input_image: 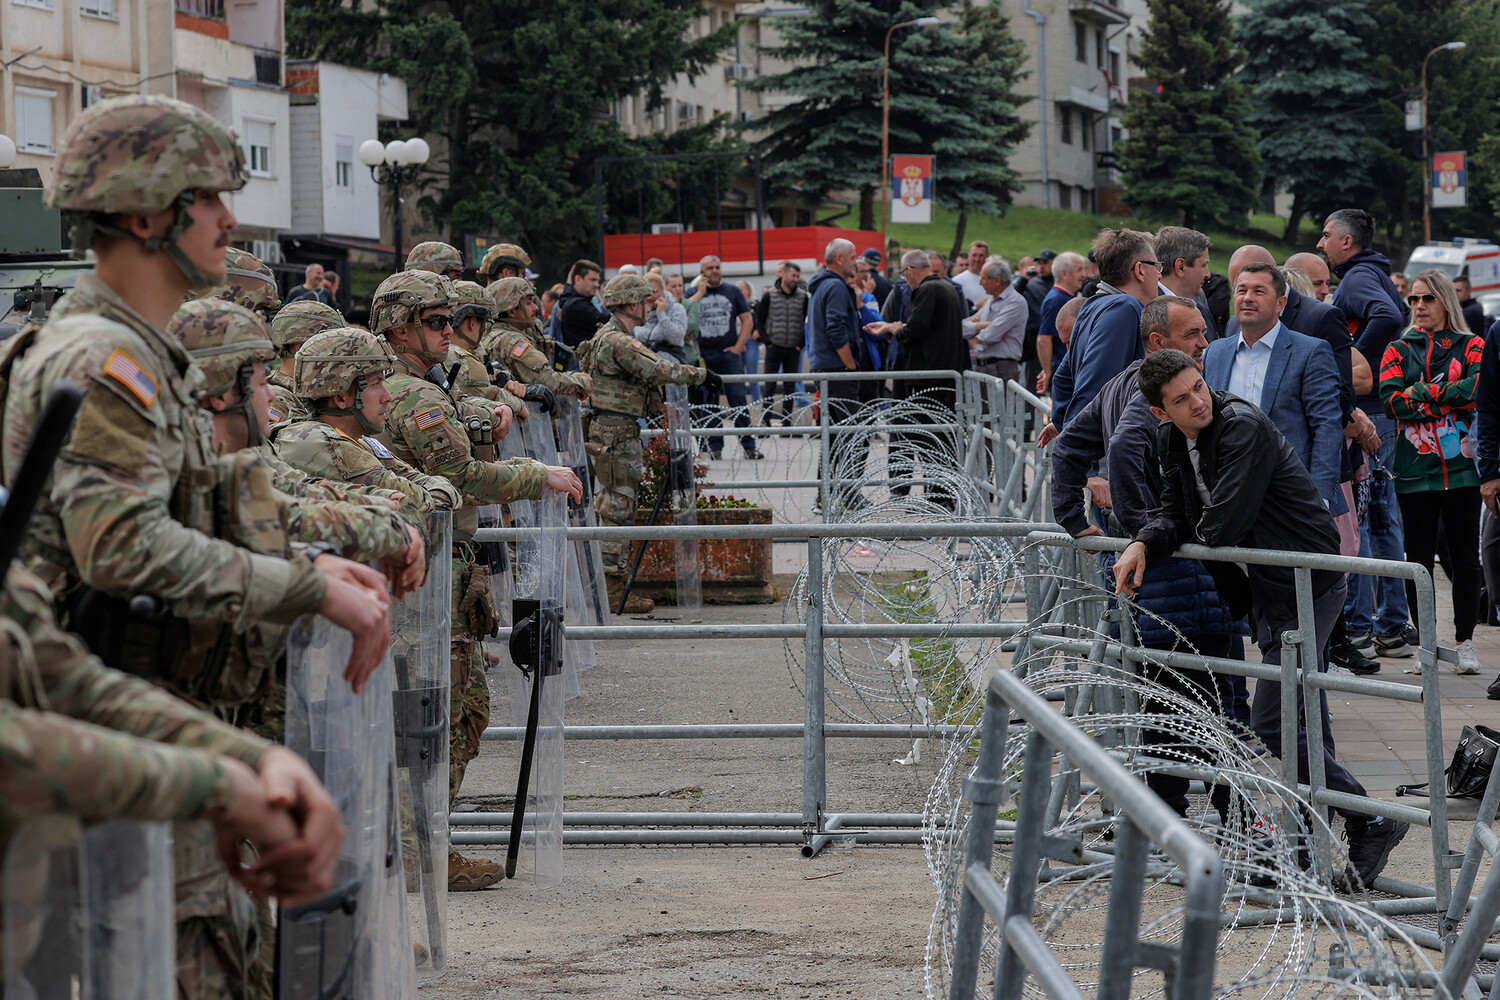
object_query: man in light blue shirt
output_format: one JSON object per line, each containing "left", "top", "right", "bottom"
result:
{"left": 1225, "top": 318, "right": 1279, "bottom": 404}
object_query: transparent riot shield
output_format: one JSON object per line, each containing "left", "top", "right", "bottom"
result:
{"left": 506, "top": 490, "right": 567, "bottom": 889}
{"left": 664, "top": 384, "right": 703, "bottom": 609}
{"left": 3, "top": 816, "right": 173, "bottom": 1000}
{"left": 392, "top": 511, "right": 451, "bottom": 981}
{"left": 554, "top": 397, "right": 611, "bottom": 629}
{"left": 477, "top": 504, "right": 512, "bottom": 631}
{"left": 280, "top": 616, "right": 415, "bottom": 1000}
{"left": 517, "top": 404, "right": 590, "bottom": 687}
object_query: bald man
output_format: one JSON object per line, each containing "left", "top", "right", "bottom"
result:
{"left": 1285, "top": 252, "right": 1333, "bottom": 301}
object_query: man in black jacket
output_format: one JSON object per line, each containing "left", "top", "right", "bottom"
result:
{"left": 555, "top": 259, "right": 611, "bottom": 348}
{"left": 754, "top": 261, "right": 810, "bottom": 426}
{"left": 1114, "top": 350, "right": 1409, "bottom": 889}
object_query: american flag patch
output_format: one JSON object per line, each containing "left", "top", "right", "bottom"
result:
{"left": 103, "top": 349, "right": 158, "bottom": 407}
{"left": 267, "top": 405, "right": 285, "bottom": 423}
{"left": 512, "top": 340, "right": 529, "bottom": 358}
{"left": 414, "top": 407, "right": 445, "bottom": 430}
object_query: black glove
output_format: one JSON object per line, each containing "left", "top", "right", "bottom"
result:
{"left": 523, "top": 383, "right": 556, "bottom": 414}
{"left": 702, "top": 369, "right": 723, "bottom": 394}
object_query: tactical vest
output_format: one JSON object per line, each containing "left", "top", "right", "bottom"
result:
{"left": 579, "top": 323, "right": 660, "bottom": 419}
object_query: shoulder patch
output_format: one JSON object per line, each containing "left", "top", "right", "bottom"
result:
{"left": 631, "top": 339, "right": 644, "bottom": 349}
{"left": 363, "top": 435, "right": 395, "bottom": 459}
{"left": 267, "top": 405, "right": 285, "bottom": 423}
{"left": 414, "top": 407, "right": 446, "bottom": 430}
{"left": 512, "top": 340, "right": 530, "bottom": 358}
{"left": 102, "top": 349, "right": 159, "bottom": 408}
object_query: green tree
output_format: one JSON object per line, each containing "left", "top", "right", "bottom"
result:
{"left": 287, "top": 1, "right": 740, "bottom": 279}
{"left": 743, "top": 0, "right": 1030, "bottom": 239}
{"left": 1116, "top": 0, "right": 1261, "bottom": 230}
{"left": 1239, "top": 0, "right": 1383, "bottom": 244}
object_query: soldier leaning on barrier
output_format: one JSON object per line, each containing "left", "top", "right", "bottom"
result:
{"left": 579, "top": 274, "right": 717, "bottom": 613}
{"left": 0, "top": 94, "right": 393, "bottom": 999}
{"left": 484, "top": 276, "right": 594, "bottom": 400}
{"left": 371, "top": 267, "right": 583, "bottom": 890}
{"left": 267, "top": 298, "right": 344, "bottom": 426}
{"left": 448, "top": 277, "right": 532, "bottom": 406}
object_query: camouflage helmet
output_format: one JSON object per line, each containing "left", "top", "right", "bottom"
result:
{"left": 602, "top": 273, "right": 653, "bottom": 309}
{"left": 489, "top": 276, "right": 536, "bottom": 315}
{"left": 192, "top": 247, "right": 282, "bottom": 317}
{"left": 478, "top": 242, "right": 531, "bottom": 281}
{"left": 271, "top": 299, "right": 344, "bottom": 353}
{"left": 449, "top": 280, "right": 494, "bottom": 328}
{"left": 168, "top": 299, "right": 275, "bottom": 445}
{"left": 45, "top": 94, "right": 246, "bottom": 216}
{"left": 406, "top": 241, "right": 464, "bottom": 275}
{"left": 370, "top": 269, "right": 454, "bottom": 336}
{"left": 293, "top": 327, "right": 392, "bottom": 434}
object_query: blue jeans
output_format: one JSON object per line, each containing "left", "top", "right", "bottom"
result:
{"left": 744, "top": 339, "right": 763, "bottom": 403}
{"left": 1345, "top": 410, "right": 1410, "bottom": 637}
{"left": 701, "top": 348, "right": 755, "bottom": 455}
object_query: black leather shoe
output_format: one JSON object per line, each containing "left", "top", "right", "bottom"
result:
{"left": 1340, "top": 817, "right": 1410, "bottom": 889}
{"left": 1331, "top": 640, "right": 1380, "bottom": 676}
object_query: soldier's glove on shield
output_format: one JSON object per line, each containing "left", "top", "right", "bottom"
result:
{"left": 702, "top": 369, "right": 723, "bottom": 394}
{"left": 522, "top": 384, "right": 556, "bottom": 414}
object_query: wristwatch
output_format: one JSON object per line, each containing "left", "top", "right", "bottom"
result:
{"left": 302, "top": 542, "right": 341, "bottom": 564}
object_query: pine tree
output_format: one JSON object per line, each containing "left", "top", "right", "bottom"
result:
{"left": 1239, "top": 0, "right": 1382, "bottom": 243}
{"left": 743, "top": 0, "right": 1030, "bottom": 234}
{"left": 287, "top": 1, "right": 739, "bottom": 278}
{"left": 1116, "top": 0, "right": 1261, "bottom": 230}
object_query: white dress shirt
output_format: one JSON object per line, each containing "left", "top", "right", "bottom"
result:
{"left": 1226, "top": 321, "right": 1282, "bottom": 406}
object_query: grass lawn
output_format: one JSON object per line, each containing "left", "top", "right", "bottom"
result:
{"left": 875, "top": 204, "right": 1323, "bottom": 271}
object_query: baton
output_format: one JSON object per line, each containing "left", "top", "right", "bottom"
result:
{"left": 615, "top": 467, "right": 671, "bottom": 615}
{"left": 0, "top": 383, "right": 83, "bottom": 572}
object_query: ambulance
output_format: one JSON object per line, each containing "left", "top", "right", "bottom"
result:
{"left": 1403, "top": 237, "right": 1500, "bottom": 293}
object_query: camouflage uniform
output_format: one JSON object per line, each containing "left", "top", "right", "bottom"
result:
{"left": 193, "top": 246, "right": 283, "bottom": 319}
{"left": 372, "top": 270, "right": 548, "bottom": 823}
{"left": 579, "top": 275, "right": 707, "bottom": 572}
{"left": 476, "top": 242, "right": 531, "bottom": 284}
{"left": 267, "top": 299, "right": 343, "bottom": 426}
{"left": 482, "top": 277, "right": 592, "bottom": 398}
{"left": 0, "top": 95, "right": 334, "bottom": 1000}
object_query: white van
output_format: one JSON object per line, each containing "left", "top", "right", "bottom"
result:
{"left": 1403, "top": 238, "right": 1500, "bottom": 293}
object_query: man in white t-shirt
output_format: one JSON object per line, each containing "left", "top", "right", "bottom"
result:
{"left": 952, "top": 239, "right": 988, "bottom": 308}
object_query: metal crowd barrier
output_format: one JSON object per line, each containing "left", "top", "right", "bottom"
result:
{"left": 461, "top": 519, "right": 1056, "bottom": 855}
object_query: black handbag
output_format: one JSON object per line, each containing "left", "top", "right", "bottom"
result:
{"left": 1396, "top": 724, "right": 1500, "bottom": 799}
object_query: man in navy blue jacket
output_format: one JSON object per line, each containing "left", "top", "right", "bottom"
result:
{"left": 1475, "top": 330, "right": 1500, "bottom": 698}
{"left": 1318, "top": 209, "right": 1412, "bottom": 658}
{"left": 807, "top": 237, "right": 866, "bottom": 509}
{"left": 1041, "top": 229, "right": 1160, "bottom": 444}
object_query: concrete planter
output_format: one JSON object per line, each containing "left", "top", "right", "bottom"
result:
{"left": 629, "top": 506, "right": 775, "bottom": 604}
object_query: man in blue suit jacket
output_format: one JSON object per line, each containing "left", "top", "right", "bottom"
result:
{"left": 1203, "top": 262, "right": 1346, "bottom": 517}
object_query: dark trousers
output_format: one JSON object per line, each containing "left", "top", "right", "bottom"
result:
{"left": 889, "top": 383, "right": 956, "bottom": 505}
{"left": 701, "top": 348, "right": 755, "bottom": 455}
{"left": 1397, "top": 486, "right": 1481, "bottom": 643}
{"left": 814, "top": 373, "right": 867, "bottom": 506}
{"left": 1250, "top": 581, "right": 1369, "bottom": 820}
{"left": 1143, "top": 633, "right": 1236, "bottom": 821}
{"left": 763, "top": 345, "right": 802, "bottom": 420}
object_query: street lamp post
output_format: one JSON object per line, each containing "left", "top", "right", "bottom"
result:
{"left": 359, "top": 136, "right": 431, "bottom": 272}
{"left": 880, "top": 16, "right": 940, "bottom": 268}
{"left": 1421, "top": 40, "right": 1466, "bottom": 244}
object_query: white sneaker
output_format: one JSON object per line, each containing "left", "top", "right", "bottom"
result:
{"left": 1455, "top": 640, "right": 1482, "bottom": 675}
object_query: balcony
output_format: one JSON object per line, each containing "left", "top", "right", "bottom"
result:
{"left": 1069, "top": 0, "right": 1128, "bottom": 26}
{"left": 254, "top": 48, "right": 281, "bottom": 87}
{"left": 175, "top": 0, "right": 224, "bottom": 18}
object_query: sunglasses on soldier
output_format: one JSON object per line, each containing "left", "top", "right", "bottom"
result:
{"left": 418, "top": 315, "right": 453, "bottom": 331}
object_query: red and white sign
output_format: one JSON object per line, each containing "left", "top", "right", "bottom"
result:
{"left": 890, "top": 155, "right": 933, "bottom": 224}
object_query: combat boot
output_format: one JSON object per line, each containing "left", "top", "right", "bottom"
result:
{"left": 606, "top": 575, "right": 655, "bottom": 614}
{"left": 448, "top": 852, "right": 503, "bottom": 890}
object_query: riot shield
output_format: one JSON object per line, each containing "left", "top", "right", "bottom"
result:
{"left": 554, "top": 397, "right": 611, "bottom": 630}
{"left": 507, "top": 490, "right": 567, "bottom": 888}
{"left": 3, "top": 816, "right": 173, "bottom": 1000}
{"left": 664, "top": 384, "right": 702, "bottom": 609}
{"left": 280, "top": 615, "right": 415, "bottom": 1000}
{"left": 392, "top": 511, "right": 451, "bottom": 981}
{"left": 477, "top": 504, "right": 512, "bottom": 631}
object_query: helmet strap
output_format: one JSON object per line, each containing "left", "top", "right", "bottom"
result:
{"left": 315, "top": 374, "right": 381, "bottom": 434}
{"left": 92, "top": 191, "right": 221, "bottom": 292}
{"left": 231, "top": 362, "right": 265, "bottom": 447}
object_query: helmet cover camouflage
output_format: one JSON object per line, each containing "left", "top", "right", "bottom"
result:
{"left": 293, "top": 327, "right": 393, "bottom": 400}
{"left": 370, "top": 269, "right": 454, "bottom": 336}
{"left": 449, "top": 280, "right": 494, "bottom": 328}
{"left": 271, "top": 299, "right": 344, "bottom": 353}
{"left": 489, "top": 276, "right": 536, "bottom": 315}
{"left": 478, "top": 242, "right": 531, "bottom": 281}
{"left": 170, "top": 299, "right": 275, "bottom": 397}
{"left": 602, "top": 273, "right": 653, "bottom": 309}
{"left": 405, "top": 241, "right": 464, "bottom": 274}
{"left": 46, "top": 94, "right": 246, "bottom": 215}
{"left": 191, "top": 247, "right": 283, "bottom": 316}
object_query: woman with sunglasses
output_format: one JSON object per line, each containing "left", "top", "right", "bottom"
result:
{"left": 1378, "top": 268, "right": 1486, "bottom": 674}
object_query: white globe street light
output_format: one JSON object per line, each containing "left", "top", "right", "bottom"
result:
{"left": 360, "top": 136, "right": 433, "bottom": 270}
{"left": 0, "top": 134, "right": 16, "bottom": 169}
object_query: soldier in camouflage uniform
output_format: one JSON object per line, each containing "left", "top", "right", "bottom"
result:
{"left": 194, "top": 246, "right": 283, "bottom": 320}
{"left": 447, "top": 279, "right": 529, "bottom": 406}
{"left": 483, "top": 276, "right": 593, "bottom": 399}
{"left": 580, "top": 274, "right": 717, "bottom": 612}
{"left": 0, "top": 94, "right": 391, "bottom": 1000}
{"left": 477, "top": 242, "right": 531, "bottom": 284}
{"left": 372, "top": 267, "right": 583, "bottom": 890}
{"left": 267, "top": 299, "right": 343, "bottom": 426}
{"left": 407, "top": 240, "right": 466, "bottom": 280}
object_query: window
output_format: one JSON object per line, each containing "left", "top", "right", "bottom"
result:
{"left": 14, "top": 87, "right": 55, "bottom": 153}
{"left": 81, "top": 0, "right": 115, "bottom": 17}
{"left": 1096, "top": 29, "right": 1106, "bottom": 69}
{"left": 335, "top": 137, "right": 353, "bottom": 189}
{"left": 1058, "top": 184, "right": 1072, "bottom": 212}
{"left": 1059, "top": 107, "right": 1072, "bottom": 145}
{"left": 1074, "top": 22, "right": 1087, "bottom": 63}
{"left": 243, "top": 117, "right": 272, "bottom": 177}
{"left": 1081, "top": 114, "right": 1090, "bottom": 150}
{"left": 12, "top": 0, "right": 53, "bottom": 9}
{"left": 1109, "top": 51, "right": 1121, "bottom": 86}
